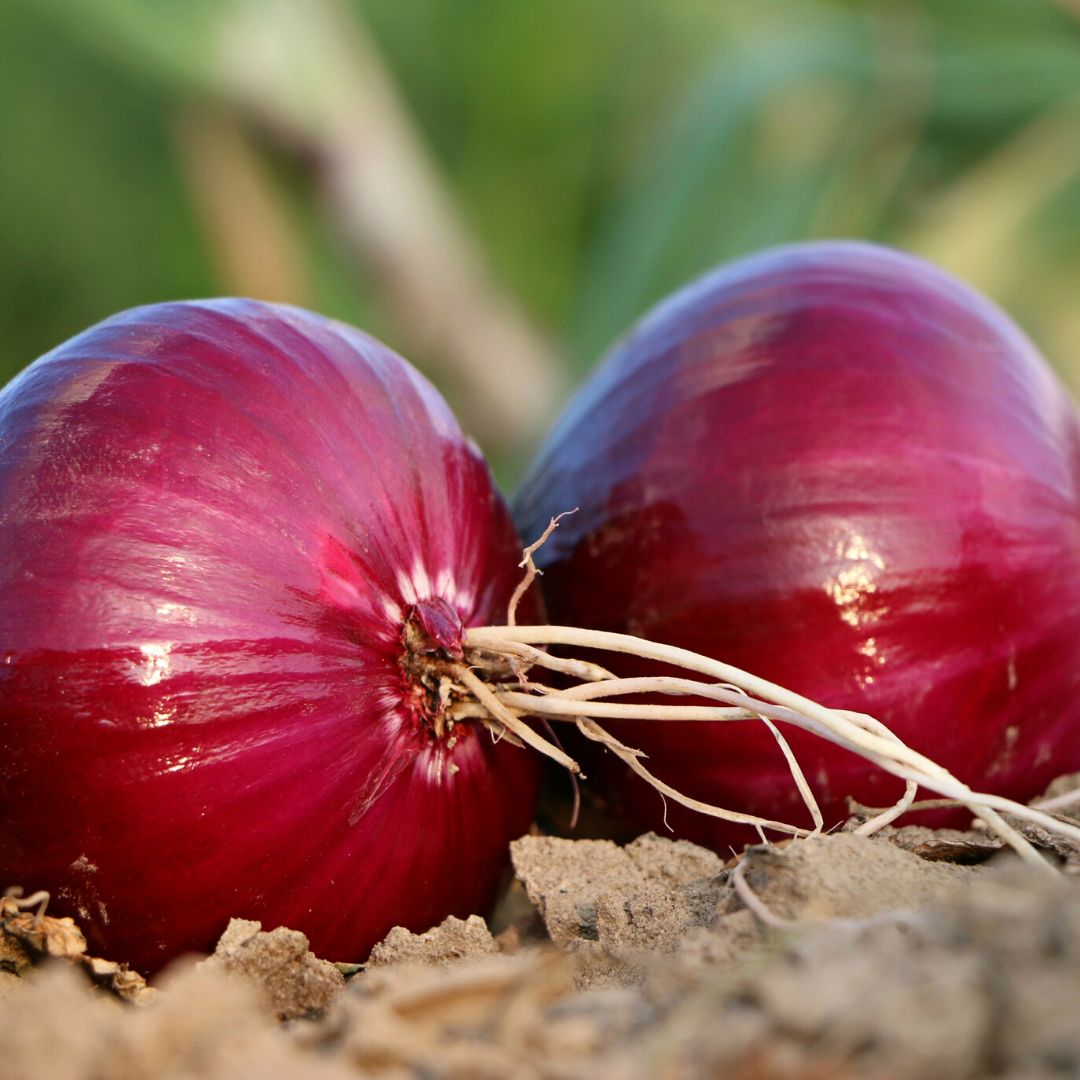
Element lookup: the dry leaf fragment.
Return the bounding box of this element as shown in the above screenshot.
[1,888,155,1003]
[1,890,87,960]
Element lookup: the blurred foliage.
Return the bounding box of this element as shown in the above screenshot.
[6,0,1080,479]
[0,2,209,379]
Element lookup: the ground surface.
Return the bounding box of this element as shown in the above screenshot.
[3,786,1080,1080]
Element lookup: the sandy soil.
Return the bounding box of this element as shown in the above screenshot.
[3,784,1080,1080]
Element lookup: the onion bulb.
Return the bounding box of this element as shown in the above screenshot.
[514,241,1080,850]
[0,299,539,973]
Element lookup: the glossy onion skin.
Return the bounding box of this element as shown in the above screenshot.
[0,299,539,973]
[514,242,1080,851]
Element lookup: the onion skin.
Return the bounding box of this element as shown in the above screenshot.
[0,299,539,973]
[514,241,1080,850]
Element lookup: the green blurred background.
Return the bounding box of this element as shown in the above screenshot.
[5,0,1080,484]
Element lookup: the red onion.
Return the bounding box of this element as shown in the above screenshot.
[514,241,1080,851]
[0,299,540,973]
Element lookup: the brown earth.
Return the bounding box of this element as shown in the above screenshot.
[3,780,1080,1080]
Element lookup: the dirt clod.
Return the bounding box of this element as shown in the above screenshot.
[0,961,356,1080]
[740,831,980,921]
[510,832,725,949]
[5,805,1080,1078]
[200,917,344,1021]
[368,913,499,966]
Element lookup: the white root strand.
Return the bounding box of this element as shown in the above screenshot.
[461,690,791,834]
[452,666,580,774]
[497,678,836,733]
[722,681,818,833]
[731,857,795,929]
[1031,787,1080,813]
[471,640,616,683]
[759,714,824,835]
[865,758,1080,850]
[496,693,757,722]
[574,717,811,837]
[495,676,825,833]
[467,625,1072,872]
[854,780,919,836]
[969,806,1051,870]
[469,627,950,777]
[506,511,575,628]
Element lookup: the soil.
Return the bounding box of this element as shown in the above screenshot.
[4,777,1080,1080]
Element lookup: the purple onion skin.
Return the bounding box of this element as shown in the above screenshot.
[514,241,1080,851]
[0,299,539,973]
